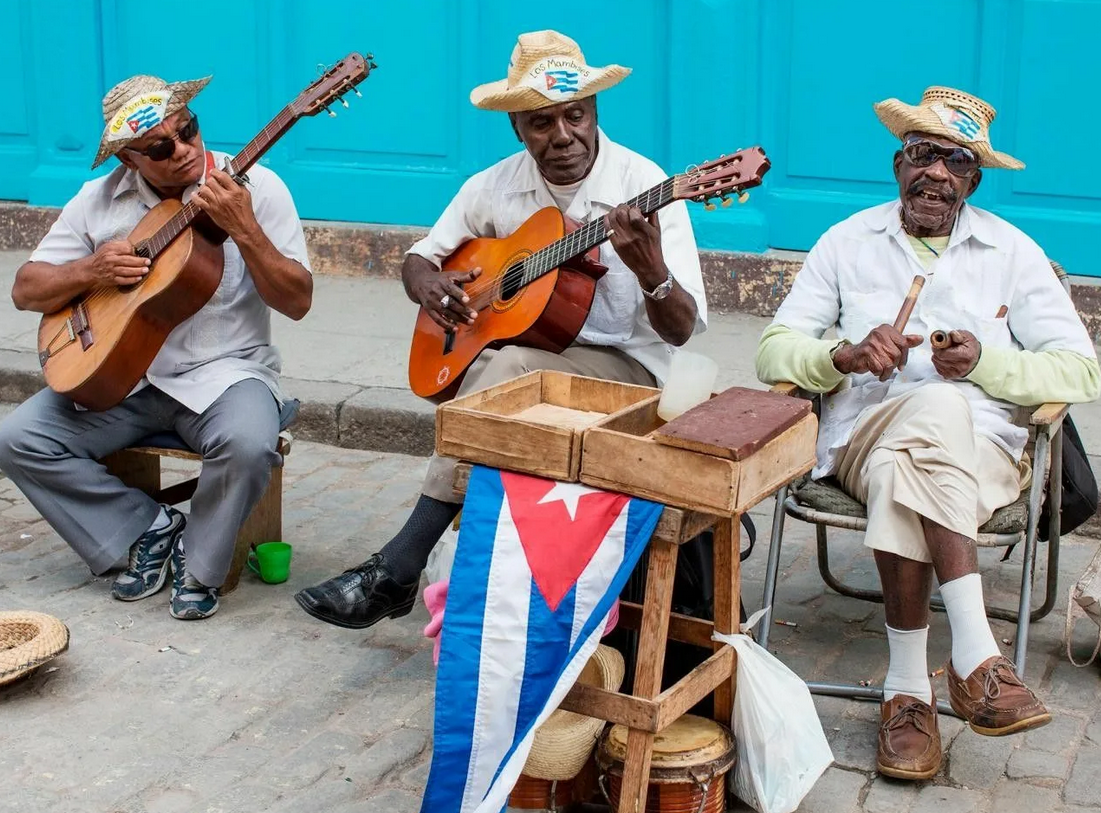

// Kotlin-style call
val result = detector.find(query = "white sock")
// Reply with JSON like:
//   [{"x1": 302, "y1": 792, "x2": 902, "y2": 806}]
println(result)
[
  {"x1": 940, "y1": 573, "x2": 1001, "y2": 678},
  {"x1": 146, "y1": 506, "x2": 171, "y2": 533},
  {"x1": 884, "y1": 625, "x2": 932, "y2": 705}
]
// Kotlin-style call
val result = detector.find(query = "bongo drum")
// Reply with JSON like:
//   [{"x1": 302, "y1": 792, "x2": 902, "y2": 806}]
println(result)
[{"x1": 596, "y1": 715, "x2": 735, "y2": 813}]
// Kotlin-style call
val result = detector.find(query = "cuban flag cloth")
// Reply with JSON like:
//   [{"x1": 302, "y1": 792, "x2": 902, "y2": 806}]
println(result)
[{"x1": 421, "y1": 465, "x2": 663, "y2": 813}]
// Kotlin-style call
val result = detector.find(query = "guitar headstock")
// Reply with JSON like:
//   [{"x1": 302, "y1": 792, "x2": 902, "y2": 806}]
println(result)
[
  {"x1": 673, "y1": 147, "x2": 771, "y2": 209},
  {"x1": 292, "y1": 52, "x2": 376, "y2": 118}
]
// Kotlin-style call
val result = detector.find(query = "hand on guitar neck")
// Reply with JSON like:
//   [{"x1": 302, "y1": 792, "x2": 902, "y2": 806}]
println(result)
[{"x1": 403, "y1": 254, "x2": 482, "y2": 331}]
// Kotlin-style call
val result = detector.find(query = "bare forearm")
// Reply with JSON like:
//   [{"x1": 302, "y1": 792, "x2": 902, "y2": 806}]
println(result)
[
  {"x1": 644, "y1": 279, "x2": 697, "y2": 346},
  {"x1": 233, "y1": 227, "x2": 313, "y2": 320},
  {"x1": 12, "y1": 259, "x2": 96, "y2": 313}
]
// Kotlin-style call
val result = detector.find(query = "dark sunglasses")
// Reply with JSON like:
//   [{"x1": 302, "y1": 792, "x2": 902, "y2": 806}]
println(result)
[
  {"x1": 126, "y1": 113, "x2": 200, "y2": 161},
  {"x1": 902, "y1": 137, "x2": 980, "y2": 177}
]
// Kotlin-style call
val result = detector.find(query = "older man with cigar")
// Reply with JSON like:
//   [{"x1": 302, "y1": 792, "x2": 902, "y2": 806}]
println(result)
[{"x1": 756, "y1": 87, "x2": 1099, "y2": 779}]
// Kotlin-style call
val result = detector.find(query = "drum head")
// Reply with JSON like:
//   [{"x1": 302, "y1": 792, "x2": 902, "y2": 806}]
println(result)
[{"x1": 599, "y1": 714, "x2": 734, "y2": 776}]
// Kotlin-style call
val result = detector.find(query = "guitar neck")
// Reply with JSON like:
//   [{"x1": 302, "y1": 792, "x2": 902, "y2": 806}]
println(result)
[
  {"x1": 519, "y1": 176, "x2": 677, "y2": 285},
  {"x1": 138, "y1": 106, "x2": 296, "y2": 258}
]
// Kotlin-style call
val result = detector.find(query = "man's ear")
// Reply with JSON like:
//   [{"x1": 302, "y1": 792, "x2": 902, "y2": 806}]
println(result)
[
  {"x1": 116, "y1": 151, "x2": 137, "y2": 171},
  {"x1": 965, "y1": 168, "x2": 983, "y2": 198}
]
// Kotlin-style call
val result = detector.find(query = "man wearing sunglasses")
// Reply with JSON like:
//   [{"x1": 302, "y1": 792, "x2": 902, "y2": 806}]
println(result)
[
  {"x1": 0, "y1": 73, "x2": 312, "y2": 620},
  {"x1": 756, "y1": 87, "x2": 1098, "y2": 779}
]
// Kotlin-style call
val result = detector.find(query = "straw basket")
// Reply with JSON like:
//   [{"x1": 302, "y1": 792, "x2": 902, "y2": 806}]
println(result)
[{"x1": 0, "y1": 611, "x2": 70, "y2": 687}]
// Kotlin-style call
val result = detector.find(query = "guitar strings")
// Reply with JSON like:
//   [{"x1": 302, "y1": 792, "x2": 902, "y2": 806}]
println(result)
[{"x1": 454, "y1": 178, "x2": 675, "y2": 307}]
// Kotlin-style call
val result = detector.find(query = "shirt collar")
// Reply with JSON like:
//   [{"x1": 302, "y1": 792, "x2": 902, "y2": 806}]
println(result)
[
  {"x1": 506, "y1": 128, "x2": 621, "y2": 208},
  {"x1": 865, "y1": 199, "x2": 999, "y2": 249}
]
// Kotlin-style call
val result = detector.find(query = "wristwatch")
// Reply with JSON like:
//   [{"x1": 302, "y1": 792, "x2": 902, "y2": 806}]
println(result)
[{"x1": 642, "y1": 270, "x2": 674, "y2": 301}]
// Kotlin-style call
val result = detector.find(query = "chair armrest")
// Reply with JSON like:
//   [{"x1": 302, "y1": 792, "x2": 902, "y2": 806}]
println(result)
[{"x1": 1029, "y1": 402, "x2": 1069, "y2": 428}]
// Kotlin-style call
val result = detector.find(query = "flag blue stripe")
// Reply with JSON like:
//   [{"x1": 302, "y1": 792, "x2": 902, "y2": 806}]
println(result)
[{"x1": 421, "y1": 465, "x2": 505, "y2": 813}]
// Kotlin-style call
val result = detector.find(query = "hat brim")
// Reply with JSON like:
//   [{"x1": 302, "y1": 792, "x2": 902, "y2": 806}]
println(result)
[
  {"x1": 0, "y1": 611, "x2": 70, "y2": 687},
  {"x1": 91, "y1": 75, "x2": 212, "y2": 169},
  {"x1": 873, "y1": 98, "x2": 1024, "y2": 170},
  {"x1": 521, "y1": 644, "x2": 625, "y2": 780},
  {"x1": 470, "y1": 66, "x2": 630, "y2": 112}
]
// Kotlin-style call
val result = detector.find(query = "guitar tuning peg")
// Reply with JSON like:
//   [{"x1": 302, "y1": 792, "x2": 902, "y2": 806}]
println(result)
[
  {"x1": 340, "y1": 97, "x2": 350, "y2": 108},
  {"x1": 738, "y1": 191, "x2": 750, "y2": 204},
  {"x1": 352, "y1": 87, "x2": 363, "y2": 97},
  {"x1": 703, "y1": 200, "x2": 717, "y2": 212},
  {"x1": 326, "y1": 107, "x2": 337, "y2": 118},
  {"x1": 721, "y1": 195, "x2": 733, "y2": 208}
]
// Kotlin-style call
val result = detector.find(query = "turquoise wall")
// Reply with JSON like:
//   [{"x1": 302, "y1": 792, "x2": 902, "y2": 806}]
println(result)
[{"x1": 3, "y1": 0, "x2": 1101, "y2": 275}]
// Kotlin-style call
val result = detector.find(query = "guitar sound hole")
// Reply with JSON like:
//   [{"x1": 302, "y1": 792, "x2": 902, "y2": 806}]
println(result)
[{"x1": 499, "y1": 263, "x2": 525, "y2": 301}]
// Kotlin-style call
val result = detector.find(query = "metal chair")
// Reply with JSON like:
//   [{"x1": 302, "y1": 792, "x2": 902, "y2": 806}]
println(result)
[{"x1": 758, "y1": 262, "x2": 1073, "y2": 709}]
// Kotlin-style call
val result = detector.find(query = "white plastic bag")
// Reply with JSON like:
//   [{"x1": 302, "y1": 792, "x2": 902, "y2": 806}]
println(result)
[
  {"x1": 424, "y1": 525, "x2": 459, "y2": 585},
  {"x1": 713, "y1": 610, "x2": 833, "y2": 813}
]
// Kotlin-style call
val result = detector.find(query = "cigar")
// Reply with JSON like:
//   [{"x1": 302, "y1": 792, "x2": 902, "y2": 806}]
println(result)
[{"x1": 892, "y1": 275, "x2": 926, "y2": 333}]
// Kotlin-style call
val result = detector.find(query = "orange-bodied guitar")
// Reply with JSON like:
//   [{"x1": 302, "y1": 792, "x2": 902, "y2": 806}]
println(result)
[
  {"x1": 408, "y1": 147, "x2": 771, "y2": 402},
  {"x1": 38, "y1": 53, "x2": 375, "y2": 411}
]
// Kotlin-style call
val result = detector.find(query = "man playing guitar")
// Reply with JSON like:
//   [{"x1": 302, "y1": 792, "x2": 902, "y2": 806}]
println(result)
[
  {"x1": 0, "y1": 73, "x2": 313, "y2": 620},
  {"x1": 296, "y1": 30, "x2": 708, "y2": 630}
]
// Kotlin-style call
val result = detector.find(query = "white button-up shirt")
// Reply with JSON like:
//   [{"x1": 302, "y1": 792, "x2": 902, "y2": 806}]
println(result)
[
  {"x1": 772, "y1": 200, "x2": 1096, "y2": 477},
  {"x1": 406, "y1": 130, "x2": 707, "y2": 384},
  {"x1": 30, "y1": 151, "x2": 311, "y2": 413}
]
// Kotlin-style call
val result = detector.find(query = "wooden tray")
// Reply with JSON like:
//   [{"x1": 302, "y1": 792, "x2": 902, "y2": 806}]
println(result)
[
  {"x1": 580, "y1": 395, "x2": 817, "y2": 514},
  {"x1": 435, "y1": 371, "x2": 659, "y2": 481}
]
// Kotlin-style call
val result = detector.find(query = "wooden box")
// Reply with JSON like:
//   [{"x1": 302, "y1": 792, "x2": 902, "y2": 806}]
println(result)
[
  {"x1": 435, "y1": 371, "x2": 659, "y2": 481},
  {"x1": 580, "y1": 395, "x2": 818, "y2": 515}
]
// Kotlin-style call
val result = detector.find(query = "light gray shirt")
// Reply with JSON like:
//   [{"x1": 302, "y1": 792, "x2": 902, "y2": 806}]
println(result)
[{"x1": 29, "y1": 150, "x2": 311, "y2": 413}]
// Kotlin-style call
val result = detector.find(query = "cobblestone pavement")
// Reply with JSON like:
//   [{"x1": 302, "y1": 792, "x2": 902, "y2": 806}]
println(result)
[{"x1": 2, "y1": 440, "x2": 1100, "y2": 812}]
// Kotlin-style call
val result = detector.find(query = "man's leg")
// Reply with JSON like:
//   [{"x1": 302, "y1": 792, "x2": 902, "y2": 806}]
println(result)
[
  {"x1": 295, "y1": 343, "x2": 655, "y2": 630},
  {"x1": 169, "y1": 379, "x2": 281, "y2": 618},
  {"x1": 0, "y1": 387, "x2": 173, "y2": 575}
]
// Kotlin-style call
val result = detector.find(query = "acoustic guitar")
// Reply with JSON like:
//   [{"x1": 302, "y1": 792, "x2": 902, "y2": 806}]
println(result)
[
  {"x1": 408, "y1": 147, "x2": 771, "y2": 402},
  {"x1": 38, "y1": 52, "x2": 375, "y2": 411}
]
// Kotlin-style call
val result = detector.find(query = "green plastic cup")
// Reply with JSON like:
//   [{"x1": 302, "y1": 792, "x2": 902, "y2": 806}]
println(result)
[{"x1": 248, "y1": 541, "x2": 293, "y2": 584}]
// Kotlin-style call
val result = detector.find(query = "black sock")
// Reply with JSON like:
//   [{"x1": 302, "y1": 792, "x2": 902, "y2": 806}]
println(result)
[{"x1": 378, "y1": 495, "x2": 461, "y2": 583}]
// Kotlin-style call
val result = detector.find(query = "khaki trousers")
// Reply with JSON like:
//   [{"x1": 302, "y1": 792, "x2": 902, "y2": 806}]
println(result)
[
  {"x1": 422, "y1": 344, "x2": 656, "y2": 503},
  {"x1": 835, "y1": 383, "x2": 1025, "y2": 564}
]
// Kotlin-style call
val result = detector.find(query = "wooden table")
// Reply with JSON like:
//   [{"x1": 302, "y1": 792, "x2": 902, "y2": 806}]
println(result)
[{"x1": 453, "y1": 463, "x2": 741, "y2": 813}]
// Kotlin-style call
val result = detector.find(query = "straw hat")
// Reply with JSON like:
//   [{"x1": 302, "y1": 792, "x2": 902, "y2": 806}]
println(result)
[
  {"x1": 873, "y1": 86, "x2": 1024, "y2": 170},
  {"x1": 470, "y1": 30, "x2": 630, "y2": 113},
  {"x1": 0, "y1": 611, "x2": 70, "y2": 687},
  {"x1": 521, "y1": 644, "x2": 625, "y2": 780},
  {"x1": 92, "y1": 73, "x2": 212, "y2": 169}
]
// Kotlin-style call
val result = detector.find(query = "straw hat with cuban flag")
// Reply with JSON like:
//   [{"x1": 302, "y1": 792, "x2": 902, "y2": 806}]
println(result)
[
  {"x1": 92, "y1": 73, "x2": 212, "y2": 169},
  {"x1": 873, "y1": 85, "x2": 1024, "y2": 170},
  {"x1": 470, "y1": 29, "x2": 631, "y2": 113}
]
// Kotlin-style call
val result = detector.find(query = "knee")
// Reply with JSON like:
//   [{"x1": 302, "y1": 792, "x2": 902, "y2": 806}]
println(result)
[
  {"x1": 485, "y1": 345, "x2": 537, "y2": 377},
  {"x1": 911, "y1": 382, "x2": 970, "y2": 416},
  {"x1": 207, "y1": 426, "x2": 279, "y2": 473}
]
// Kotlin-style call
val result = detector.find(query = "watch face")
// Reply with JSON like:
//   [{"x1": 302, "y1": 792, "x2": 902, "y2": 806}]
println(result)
[{"x1": 646, "y1": 274, "x2": 673, "y2": 300}]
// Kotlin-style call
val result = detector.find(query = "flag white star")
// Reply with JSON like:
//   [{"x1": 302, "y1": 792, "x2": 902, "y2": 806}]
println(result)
[{"x1": 536, "y1": 481, "x2": 604, "y2": 521}]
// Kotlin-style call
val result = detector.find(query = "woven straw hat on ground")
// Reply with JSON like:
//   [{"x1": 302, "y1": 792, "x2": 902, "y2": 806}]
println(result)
[
  {"x1": 521, "y1": 644, "x2": 625, "y2": 780},
  {"x1": 470, "y1": 30, "x2": 630, "y2": 113},
  {"x1": 92, "y1": 73, "x2": 212, "y2": 169},
  {"x1": 873, "y1": 85, "x2": 1024, "y2": 170},
  {"x1": 0, "y1": 611, "x2": 70, "y2": 687}
]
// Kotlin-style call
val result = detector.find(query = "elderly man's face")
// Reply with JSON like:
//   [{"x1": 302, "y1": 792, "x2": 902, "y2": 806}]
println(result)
[
  {"x1": 117, "y1": 109, "x2": 205, "y2": 196},
  {"x1": 510, "y1": 97, "x2": 599, "y2": 186},
  {"x1": 893, "y1": 132, "x2": 982, "y2": 237}
]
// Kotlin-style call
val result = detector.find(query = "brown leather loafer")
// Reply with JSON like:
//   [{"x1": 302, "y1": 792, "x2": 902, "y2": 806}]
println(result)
[
  {"x1": 947, "y1": 655, "x2": 1051, "y2": 736},
  {"x1": 877, "y1": 693, "x2": 941, "y2": 780}
]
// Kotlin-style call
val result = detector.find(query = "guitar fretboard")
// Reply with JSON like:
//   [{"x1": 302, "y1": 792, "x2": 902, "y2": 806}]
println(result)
[
  {"x1": 137, "y1": 107, "x2": 296, "y2": 258},
  {"x1": 515, "y1": 177, "x2": 677, "y2": 284}
]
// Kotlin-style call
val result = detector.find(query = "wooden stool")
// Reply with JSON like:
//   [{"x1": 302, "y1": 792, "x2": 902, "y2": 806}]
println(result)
[{"x1": 453, "y1": 463, "x2": 740, "y2": 813}]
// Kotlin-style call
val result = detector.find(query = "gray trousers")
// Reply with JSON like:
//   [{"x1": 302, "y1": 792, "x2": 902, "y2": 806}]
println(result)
[
  {"x1": 422, "y1": 344, "x2": 656, "y2": 503},
  {"x1": 0, "y1": 379, "x2": 280, "y2": 587}
]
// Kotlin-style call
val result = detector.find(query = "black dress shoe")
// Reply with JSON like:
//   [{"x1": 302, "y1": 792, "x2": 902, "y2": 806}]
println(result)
[{"x1": 294, "y1": 553, "x2": 419, "y2": 629}]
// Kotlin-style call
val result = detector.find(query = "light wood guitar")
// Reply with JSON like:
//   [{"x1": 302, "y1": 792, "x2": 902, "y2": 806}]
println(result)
[
  {"x1": 408, "y1": 147, "x2": 771, "y2": 402},
  {"x1": 38, "y1": 52, "x2": 374, "y2": 411}
]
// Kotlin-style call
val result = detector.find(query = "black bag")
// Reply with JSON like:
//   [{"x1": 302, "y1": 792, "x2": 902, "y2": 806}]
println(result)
[{"x1": 1039, "y1": 414, "x2": 1099, "y2": 541}]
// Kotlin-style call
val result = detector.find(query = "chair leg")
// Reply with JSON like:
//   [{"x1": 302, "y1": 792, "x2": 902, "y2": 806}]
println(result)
[
  {"x1": 758, "y1": 487, "x2": 788, "y2": 650},
  {"x1": 223, "y1": 464, "x2": 284, "y2": 594},
  {"x1": 712, "y1": 515, "x2": 741, "y2": 723},
  {"x1": 1013, "y1": 429, "x2": 1052, "y2": 673},
  {"x1": 816, "y1": 524, "x2": 885, "y2": 603},
  {"x1": 103, "y1": 450, "x2": 161, "y2": 495}
]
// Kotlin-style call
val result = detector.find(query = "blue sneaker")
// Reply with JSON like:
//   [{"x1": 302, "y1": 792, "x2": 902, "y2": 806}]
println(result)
[
  {"x1": 111, "y1": 506, "x2": 186, "y2": 601},
  {"x1": 168, "y1": 537, "x2": 219, "y2": 620}
]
